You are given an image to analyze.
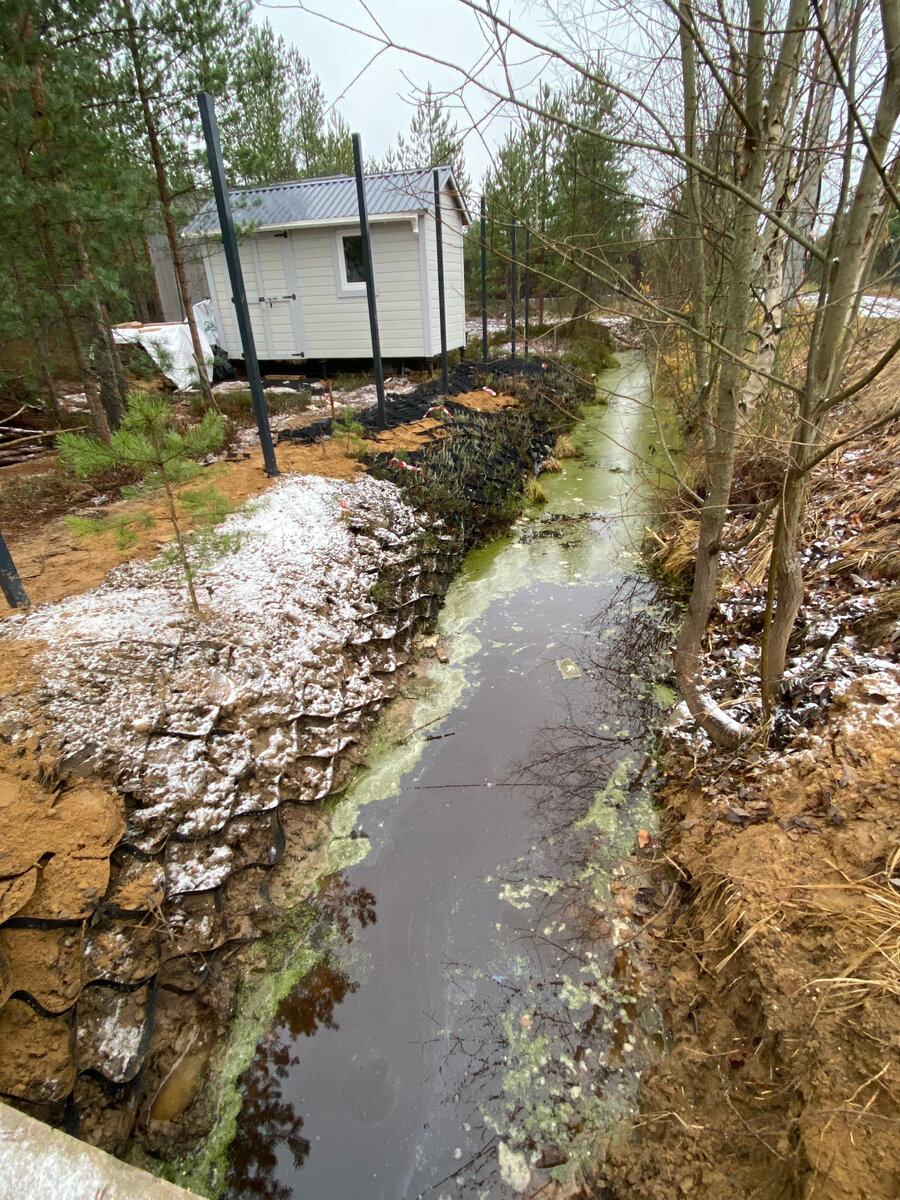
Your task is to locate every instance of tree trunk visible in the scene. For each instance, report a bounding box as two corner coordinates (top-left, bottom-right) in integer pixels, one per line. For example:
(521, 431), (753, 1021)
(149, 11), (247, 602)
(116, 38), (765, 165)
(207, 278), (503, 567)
(35, 219), (109, 442)
(764, 4), (900, 695)
(783, 0), (845, 304)
(677, 0), (712, 459)
(673, 0), (775, 748)
(69, 223), (126, 428)
(122, 0), (215, 407)
(40, 353), (63, 423)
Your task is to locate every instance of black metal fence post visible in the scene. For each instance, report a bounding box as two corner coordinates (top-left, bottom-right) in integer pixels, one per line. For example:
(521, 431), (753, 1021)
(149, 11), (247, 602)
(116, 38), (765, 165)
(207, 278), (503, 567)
(197, 92), (278, 476)
(510, 219), (517, 363)
(352, 134), (387, 430)
(433, 168), (449, 393)
(524, 227), (531, 359)
(0, 527), (28, 609)
(481, 196), (488, 366)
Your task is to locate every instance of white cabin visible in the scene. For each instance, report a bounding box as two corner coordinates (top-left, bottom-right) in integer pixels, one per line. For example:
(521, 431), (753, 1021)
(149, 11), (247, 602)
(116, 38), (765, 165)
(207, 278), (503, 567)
(182, 167), (469, 363)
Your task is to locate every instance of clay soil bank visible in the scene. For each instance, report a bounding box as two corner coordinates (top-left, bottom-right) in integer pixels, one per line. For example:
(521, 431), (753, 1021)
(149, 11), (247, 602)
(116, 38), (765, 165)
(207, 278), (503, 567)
(605, 357), (900, 1200)
(608, 678), (900, 1200)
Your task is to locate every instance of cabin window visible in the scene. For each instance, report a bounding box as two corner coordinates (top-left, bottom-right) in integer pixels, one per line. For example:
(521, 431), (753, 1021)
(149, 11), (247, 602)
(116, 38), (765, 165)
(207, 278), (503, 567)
(333, 230), (375, 297)
(341, 235), (365, 284)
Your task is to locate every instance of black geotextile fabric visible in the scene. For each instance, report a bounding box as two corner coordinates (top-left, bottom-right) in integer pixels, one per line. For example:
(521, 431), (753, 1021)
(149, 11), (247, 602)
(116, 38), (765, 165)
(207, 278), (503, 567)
(276, 356), (558, 445)
(416, 354), (555, 397)
(365, 406), (555, 544)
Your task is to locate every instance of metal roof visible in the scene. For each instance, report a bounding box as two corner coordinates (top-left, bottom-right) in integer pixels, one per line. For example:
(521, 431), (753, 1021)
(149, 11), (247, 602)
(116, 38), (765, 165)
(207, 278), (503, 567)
(183, 165), (469, 236)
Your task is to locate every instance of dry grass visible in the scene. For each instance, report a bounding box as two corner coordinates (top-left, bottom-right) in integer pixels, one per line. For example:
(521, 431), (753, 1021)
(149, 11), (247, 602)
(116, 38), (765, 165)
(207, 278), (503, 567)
(554, 434), (577, 459)
(730, 424), (792, 507)
(524, 476), (548, 504)
(644, 512), (699, 583)
(825, 416), (900, 580)
(856, 585), (900, 644)
(798, 850), (900, 1015)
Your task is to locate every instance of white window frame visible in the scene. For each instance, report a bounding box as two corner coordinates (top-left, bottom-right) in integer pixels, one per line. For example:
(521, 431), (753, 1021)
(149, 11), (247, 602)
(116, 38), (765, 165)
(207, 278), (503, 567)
(332, 229), (376, 298)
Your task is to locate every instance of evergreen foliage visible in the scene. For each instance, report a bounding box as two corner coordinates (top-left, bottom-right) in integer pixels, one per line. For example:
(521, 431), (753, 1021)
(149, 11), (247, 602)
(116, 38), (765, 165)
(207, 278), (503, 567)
(380, 84), (471, 198)
(58, 393), (226, 613)
(470, 72), (637, 318)
(223, 21), (353, 184)
(0, 3), (355, 423)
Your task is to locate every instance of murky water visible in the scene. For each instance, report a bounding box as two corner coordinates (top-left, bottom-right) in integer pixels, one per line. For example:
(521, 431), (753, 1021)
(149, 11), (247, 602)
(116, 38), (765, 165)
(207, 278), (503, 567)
(224, 353), (671, 1199)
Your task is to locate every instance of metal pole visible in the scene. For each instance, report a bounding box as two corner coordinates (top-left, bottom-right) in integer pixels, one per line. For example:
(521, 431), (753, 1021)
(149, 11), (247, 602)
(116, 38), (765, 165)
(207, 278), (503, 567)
(524, 227), (531, 360)
(197, 92), (278, 476)
(481, 196), (488, 366)
(525, 224), (532, 355)
(433, 168), (449, 392)
(0, 527), (28, 609)
(510, 219), (517, 363)
(352, 133), (387, 430)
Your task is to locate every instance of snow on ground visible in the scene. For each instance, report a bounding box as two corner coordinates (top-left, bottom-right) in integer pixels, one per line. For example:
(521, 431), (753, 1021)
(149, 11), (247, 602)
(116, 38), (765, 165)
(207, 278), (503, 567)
(798, 292), (900, 319)
(2, 473), (437, 879)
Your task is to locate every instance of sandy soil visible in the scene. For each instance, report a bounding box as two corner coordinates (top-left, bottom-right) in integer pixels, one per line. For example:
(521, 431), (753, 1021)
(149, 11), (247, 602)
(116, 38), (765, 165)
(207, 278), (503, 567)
(2, 396), (511, 611)
(607, 695), (900, 1199)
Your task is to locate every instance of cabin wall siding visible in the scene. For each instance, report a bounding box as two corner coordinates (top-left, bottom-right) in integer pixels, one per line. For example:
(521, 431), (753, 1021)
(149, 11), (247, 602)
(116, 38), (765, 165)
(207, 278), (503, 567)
(423, 197), (465, 354)
(290, 219), (427, 358)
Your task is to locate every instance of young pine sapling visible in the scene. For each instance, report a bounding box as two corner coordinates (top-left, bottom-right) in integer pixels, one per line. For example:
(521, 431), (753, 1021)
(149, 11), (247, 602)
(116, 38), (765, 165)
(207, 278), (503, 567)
(58, 392), (226, 614)
(332, 408), (366, 458)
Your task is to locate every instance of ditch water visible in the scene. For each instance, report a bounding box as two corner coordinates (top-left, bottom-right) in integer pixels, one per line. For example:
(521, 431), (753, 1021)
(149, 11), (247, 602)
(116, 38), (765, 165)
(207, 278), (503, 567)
(223, 352), (671, 1199)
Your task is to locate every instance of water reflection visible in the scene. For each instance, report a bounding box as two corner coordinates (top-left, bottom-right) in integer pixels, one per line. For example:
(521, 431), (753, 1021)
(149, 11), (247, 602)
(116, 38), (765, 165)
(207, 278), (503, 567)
(414, 578), (671, 1187)
(224, 1036), (310, 1198)
(225, 879), (376, 1198)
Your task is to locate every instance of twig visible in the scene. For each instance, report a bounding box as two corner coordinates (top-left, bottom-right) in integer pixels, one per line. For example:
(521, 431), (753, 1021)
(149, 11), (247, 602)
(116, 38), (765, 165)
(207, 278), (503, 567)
(1, 424), (89, 448)
(401, 709), (453, 741)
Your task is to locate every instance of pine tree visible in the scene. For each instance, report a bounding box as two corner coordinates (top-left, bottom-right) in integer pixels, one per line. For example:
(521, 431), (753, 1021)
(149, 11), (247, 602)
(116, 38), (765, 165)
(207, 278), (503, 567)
(551, 73), (637, 311)
(315, 112), (354, 176)
(113, 0), (253, 410)
(475, 76), (635, 320)
(385, 85), (471, 199)
(58, 394), (226, 614)
(219, 29), (352, 182)
(0, 1), (149, 436)
(225, 22), (296, 185)
(477, 89), (565, 316)
(285, 49), (326, 174)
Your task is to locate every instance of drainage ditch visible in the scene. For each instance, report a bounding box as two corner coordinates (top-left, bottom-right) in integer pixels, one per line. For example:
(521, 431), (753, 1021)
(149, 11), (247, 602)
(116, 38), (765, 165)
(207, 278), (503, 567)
(213, 352), (672, 1199)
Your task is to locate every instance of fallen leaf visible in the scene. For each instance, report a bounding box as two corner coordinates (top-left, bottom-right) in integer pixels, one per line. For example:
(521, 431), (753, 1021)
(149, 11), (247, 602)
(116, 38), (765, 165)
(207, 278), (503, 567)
(637, 829), (651, 849)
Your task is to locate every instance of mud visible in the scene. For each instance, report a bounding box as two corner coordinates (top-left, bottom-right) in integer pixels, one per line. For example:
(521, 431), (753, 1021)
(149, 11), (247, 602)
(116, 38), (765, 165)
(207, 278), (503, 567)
(608, 672), (900, 1200)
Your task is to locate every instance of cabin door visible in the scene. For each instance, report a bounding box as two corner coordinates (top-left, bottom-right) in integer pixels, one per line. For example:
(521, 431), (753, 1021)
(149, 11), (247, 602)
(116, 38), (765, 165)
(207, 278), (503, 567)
(237, 235), (305, 360)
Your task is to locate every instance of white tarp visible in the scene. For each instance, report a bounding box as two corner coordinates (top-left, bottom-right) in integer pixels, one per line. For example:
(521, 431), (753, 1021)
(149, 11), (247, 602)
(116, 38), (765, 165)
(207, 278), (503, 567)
(112, 301), (216, 391)
(193, 298), (222, 347)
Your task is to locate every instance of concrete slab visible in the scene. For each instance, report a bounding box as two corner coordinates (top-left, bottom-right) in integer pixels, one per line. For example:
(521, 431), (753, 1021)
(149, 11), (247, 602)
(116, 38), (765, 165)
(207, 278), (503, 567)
(0, 1101), (203, 1200)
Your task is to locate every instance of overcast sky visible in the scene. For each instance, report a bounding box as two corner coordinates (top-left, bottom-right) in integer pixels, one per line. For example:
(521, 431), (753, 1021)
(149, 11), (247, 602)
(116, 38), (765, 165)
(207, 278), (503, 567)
(256, 0), (558, 188)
